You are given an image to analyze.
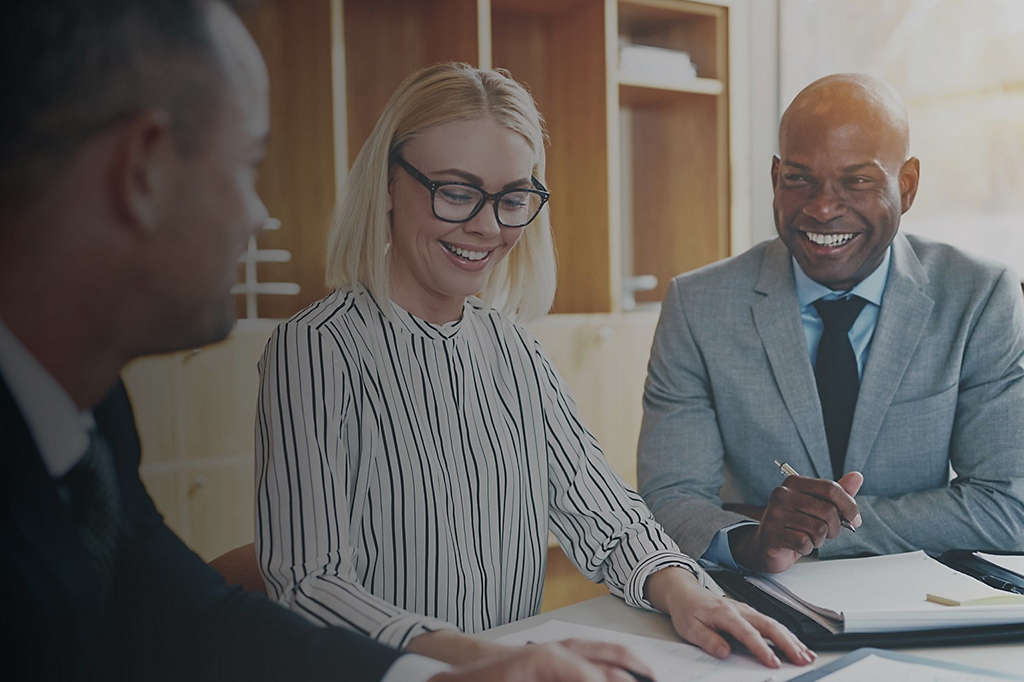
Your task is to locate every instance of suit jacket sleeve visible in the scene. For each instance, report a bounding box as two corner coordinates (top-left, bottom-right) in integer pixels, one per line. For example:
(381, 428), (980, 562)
(99, 381), (404, 682)
(637, 277), (751, 559)
(819, 267), (1024, 558)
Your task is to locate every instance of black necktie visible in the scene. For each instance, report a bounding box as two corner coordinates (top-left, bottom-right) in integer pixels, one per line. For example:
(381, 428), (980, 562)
(813, 296), (868, 478)
(60, 428), (122, 596)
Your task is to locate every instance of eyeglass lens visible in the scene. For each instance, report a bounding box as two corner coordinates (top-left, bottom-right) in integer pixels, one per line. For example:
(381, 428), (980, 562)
(434, 185), (544, 227)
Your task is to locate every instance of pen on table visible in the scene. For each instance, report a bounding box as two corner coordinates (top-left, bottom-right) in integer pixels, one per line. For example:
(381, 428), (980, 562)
(526, 641), (655, 682)
(773, 459), (857, 533)
(979, 575), (1024, 594)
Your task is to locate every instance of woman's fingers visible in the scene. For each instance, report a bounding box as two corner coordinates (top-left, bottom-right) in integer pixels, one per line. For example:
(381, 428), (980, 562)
(672, 596), (816, 668)
(738, 604), (817, 665)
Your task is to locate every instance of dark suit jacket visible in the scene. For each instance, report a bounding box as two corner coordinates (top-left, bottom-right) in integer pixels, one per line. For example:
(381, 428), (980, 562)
(1, 377), (402, 681)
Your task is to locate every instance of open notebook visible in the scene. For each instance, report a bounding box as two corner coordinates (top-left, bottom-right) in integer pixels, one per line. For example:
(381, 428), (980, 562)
(745, 551), (1024, 634)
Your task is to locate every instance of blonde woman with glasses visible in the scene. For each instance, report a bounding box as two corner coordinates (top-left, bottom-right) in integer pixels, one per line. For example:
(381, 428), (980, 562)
(254, 62), (813, 674)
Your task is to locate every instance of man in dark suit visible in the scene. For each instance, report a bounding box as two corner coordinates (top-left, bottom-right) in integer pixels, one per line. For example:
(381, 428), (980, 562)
(0, 2), (649, 680)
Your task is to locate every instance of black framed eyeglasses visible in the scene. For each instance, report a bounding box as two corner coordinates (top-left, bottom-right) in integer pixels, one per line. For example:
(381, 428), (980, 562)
(392, 155), (550, 228)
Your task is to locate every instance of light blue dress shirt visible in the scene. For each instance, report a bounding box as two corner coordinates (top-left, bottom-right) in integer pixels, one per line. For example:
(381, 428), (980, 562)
(701, 246), (892, 570)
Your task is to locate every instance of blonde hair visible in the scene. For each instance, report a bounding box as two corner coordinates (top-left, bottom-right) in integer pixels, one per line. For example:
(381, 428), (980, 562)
(325, 62), (555, 321)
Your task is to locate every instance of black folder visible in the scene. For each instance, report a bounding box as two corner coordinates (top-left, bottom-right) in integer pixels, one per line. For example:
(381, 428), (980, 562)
(708, 551), (1024, 650)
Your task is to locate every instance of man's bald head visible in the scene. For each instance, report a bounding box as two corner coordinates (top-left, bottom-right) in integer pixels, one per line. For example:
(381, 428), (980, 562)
(780, 73), (910, 170)
(771, 73), (919, 291)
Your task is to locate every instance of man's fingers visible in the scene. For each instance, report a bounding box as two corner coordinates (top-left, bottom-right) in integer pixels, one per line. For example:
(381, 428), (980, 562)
(557, 639), (653, 680)
(837, 472), (865, 526)
(762, 504), (832, 548)
(838, 470), (864, 496)
(781, 477), (860, 528)
(597, 665), (643, 682)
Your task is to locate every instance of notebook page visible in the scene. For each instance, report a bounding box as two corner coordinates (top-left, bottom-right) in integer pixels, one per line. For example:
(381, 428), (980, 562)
(974, 552), (1024, 578)
(763, 551), (1007, 614)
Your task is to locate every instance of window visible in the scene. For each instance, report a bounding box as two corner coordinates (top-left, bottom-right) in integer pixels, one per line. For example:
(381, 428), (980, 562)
(779, 0), (1024, 275)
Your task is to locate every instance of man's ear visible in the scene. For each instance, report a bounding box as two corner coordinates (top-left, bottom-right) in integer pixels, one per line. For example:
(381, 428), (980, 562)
(899, 156), (920, 214)
(770, 155), (781, 190)
(111, 109), (176, 234)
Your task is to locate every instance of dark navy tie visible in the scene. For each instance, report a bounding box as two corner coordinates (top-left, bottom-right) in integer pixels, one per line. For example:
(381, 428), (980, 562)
(60, 428), (122, 596)
(813, 296), (868, 478)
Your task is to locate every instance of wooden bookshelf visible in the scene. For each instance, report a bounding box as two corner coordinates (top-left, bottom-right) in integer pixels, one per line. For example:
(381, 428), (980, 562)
(242, 0), (731, 317)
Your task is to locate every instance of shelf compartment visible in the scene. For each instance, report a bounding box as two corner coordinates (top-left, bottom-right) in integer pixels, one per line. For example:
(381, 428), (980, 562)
(621, 90), (729, 305)
(618, 0), (725, 80)
(492, 0), (615, 313)
(619, 77), (723, 106)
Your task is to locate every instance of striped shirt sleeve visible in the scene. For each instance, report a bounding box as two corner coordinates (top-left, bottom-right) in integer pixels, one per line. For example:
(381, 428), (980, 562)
(254, 320), (457, 649)
(529, 335), (711, 610)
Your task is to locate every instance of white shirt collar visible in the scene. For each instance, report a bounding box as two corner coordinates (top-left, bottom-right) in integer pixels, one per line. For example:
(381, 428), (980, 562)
(0, 317), (93, 478)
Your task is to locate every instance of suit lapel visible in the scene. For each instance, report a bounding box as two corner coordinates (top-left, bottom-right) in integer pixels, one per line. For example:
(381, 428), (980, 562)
(1, 377), (105, 615)
(752, 240), (833, 478)
(845, 234), (934, 473)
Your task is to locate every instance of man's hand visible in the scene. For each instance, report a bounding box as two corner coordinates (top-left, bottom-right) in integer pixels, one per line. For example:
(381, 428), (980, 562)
(430, 639), (654, 682)
(730, 472), (864, 573)
(645, 567), (815, 668)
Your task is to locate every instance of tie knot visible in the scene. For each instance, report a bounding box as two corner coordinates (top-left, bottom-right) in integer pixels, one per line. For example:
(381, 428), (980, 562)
(814, 296), (867, 334)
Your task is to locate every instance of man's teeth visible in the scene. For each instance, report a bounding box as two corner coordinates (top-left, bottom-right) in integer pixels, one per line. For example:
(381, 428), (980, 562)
(805, 232), (856, 247)
(442, 242), (489, 261)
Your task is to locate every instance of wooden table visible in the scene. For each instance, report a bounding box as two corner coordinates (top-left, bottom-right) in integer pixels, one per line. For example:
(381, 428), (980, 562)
(482, 595), (1024, 679)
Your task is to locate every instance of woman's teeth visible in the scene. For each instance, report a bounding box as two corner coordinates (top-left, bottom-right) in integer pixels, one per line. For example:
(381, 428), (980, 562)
(442, 242), (489, 261)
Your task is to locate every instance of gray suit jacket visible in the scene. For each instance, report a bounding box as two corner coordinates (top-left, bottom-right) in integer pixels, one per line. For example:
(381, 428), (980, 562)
(638, 233), (1024, 560)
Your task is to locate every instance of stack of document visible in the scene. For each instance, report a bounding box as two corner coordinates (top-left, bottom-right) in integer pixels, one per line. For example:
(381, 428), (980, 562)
(745, 551), (1024, 633)
(618, 42), (697, 85)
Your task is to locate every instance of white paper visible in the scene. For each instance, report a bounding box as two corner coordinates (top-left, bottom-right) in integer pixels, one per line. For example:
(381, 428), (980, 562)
(753, 552), (1024, 633)
(497, 619), (794, 682)
(810, 654), (1003, 681)
(974, 553), (1024, 577)
(765, 552), (991, 613)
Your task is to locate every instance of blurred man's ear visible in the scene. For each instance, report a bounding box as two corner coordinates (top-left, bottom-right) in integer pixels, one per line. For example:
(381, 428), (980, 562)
(770, 155), (781, 191)
(113, 109), (176, 234)
(899, 157), (920, 214)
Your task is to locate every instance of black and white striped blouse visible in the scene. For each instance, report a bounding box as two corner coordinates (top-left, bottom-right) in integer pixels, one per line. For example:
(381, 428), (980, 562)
(255, 286), (703, 649)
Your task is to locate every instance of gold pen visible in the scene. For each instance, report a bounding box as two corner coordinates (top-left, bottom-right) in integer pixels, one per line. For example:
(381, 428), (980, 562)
(774, 459), (857, 533)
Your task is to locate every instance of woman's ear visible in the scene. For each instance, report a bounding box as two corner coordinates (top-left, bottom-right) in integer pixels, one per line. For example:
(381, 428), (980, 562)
(385, 164), (395, 213)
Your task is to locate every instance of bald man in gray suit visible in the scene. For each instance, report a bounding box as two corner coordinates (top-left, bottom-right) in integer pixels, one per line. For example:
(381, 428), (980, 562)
(638, 74), (1024, 574)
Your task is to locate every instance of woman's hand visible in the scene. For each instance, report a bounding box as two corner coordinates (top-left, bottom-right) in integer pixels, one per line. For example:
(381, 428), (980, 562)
(644, 566), (816, 668)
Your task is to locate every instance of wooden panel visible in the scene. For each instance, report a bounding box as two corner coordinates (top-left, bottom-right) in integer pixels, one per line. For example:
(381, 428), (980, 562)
(715, 4), (730, 262)
(629, 92), (725, 304)
(526, 311), (659, 488)
(542, 545), (608, 612)
(241, 0), (336, 320)
(492, 0), (589, 14)
(619, 80), (721, 104)
(344, 0), (480, 165)
(131, 324), (277, 557)
(493, 1), (613, 313)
